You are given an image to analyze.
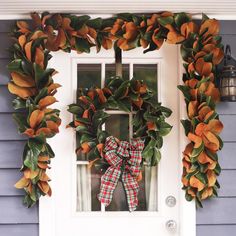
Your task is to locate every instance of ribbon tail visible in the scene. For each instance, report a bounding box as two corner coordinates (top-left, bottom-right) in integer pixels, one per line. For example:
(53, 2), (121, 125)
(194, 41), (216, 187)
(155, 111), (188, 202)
(122, 171), (139, 211)
(98, 167), (121, 207)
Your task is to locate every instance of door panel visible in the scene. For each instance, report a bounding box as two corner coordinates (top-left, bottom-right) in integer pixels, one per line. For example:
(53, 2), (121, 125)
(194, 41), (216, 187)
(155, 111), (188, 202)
(41, 44), (182, 236)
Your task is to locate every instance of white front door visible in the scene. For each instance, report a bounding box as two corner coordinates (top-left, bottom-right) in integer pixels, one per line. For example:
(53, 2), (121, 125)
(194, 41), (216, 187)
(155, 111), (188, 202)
(39, 43), (195, 236)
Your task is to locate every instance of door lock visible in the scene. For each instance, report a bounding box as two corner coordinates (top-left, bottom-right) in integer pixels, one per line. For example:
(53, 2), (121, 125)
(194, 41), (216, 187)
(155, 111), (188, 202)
(166, 220), (177, 232)
(165, 195), (176, 207)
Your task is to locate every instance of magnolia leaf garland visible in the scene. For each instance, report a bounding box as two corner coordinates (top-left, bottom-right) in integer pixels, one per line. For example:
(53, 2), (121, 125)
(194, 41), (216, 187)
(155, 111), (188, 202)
(7, 11), (224, 207)
(67, 77), (172, 168)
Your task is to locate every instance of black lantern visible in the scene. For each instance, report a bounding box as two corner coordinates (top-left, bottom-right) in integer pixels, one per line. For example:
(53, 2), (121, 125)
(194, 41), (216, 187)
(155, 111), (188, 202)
(219, 45), (236, 101)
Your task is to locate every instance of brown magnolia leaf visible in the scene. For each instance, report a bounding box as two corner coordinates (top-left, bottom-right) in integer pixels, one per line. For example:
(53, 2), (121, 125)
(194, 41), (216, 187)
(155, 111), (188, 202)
(123, 22), (138, 41)
(198, 105), (212, 121)
(88, 158), (100, 169)
(81, 142), (91, 153)
(187, 189), (196, 197)
(96, 89), (107, 103)
(38, 96), (57, 109)
(133, 97), (143, 109)
(82, 109), (90, 119)
(207, 170), (216, 187)
(195, 58), (212, 76)
(167, 31), (185, 44)
(117, 38), (132, 51)
(183, 143), (194, 162)
(185, 78), (198, 89)
(102, 37), (113, 50)
(182, 176), (189, 187)
(62, 17), (73, 31)
(24, 169), (39, 179)
(46, 121), (59, 133)
(31, 12), (42, 27)
(38, 181), (50, 194)
(79, 96), (89, 104)
(212, 47), (224, 65)
(8, 82), (36, 99)
(207, 119), (223, 134)
(11, 72), (35, 88)
(39, 171), (51, 182)
(198, 151), (214, 165)
(16, 21), (30, 33)
(189, 176), (205, 191)
(24, 128), (35, 137)
(194, 51), (207, 60)
(29, 109), (45, 129)
(15, 177), (30, 189)
(18, 35), (26, 48)
(140, 38), (149, 48)
(195, 123), (207, 136)
(180, 21), (198, 38)
(38, 162), (49, 169)
(47, 83), (61, 94)
(152, 28), (164, 49)
(201, 187), (213, 200)
(38, 155), (50, 162)
(199, 19), (220, 37)
(203, 131), (220, 152)
(25, 40), (33, 61)
(204, 82), (220, 102)
(188, 132), (203, 149)
(36, 127), (52, 136)
(31, 30), (48, 40)
(74, 120), (85, 127)
(147, 121), (156, 131)
(96, 143), (104, 155)
(35, 47), (45, 69)
(188, 101), (198, 119)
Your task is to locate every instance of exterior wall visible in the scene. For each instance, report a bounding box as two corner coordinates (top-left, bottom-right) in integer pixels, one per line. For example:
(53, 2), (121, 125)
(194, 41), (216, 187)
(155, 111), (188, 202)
(0, 19), (235, 236)
(196, 21), (236, 236)
(0, 20), (39, 236)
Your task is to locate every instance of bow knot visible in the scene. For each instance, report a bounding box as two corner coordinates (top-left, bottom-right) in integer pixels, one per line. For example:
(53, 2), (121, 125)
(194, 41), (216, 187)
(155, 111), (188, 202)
(98, 136), (144, 211)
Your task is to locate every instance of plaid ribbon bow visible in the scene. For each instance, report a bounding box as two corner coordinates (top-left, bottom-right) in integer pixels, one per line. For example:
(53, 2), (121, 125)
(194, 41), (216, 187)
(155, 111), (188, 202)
(98, 136), (144, 211)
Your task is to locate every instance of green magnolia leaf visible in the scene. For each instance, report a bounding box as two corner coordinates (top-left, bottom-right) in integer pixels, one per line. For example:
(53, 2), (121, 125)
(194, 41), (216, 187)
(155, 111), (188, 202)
(177, 85), (191, 102)
(87, 18), (103, 29)
(158, 16), (174, 26)
(45, 143), (55, 158)
(116, 98), (131, 112)
(76, 15), (91, 29)
(174, 12), (190, 29)
(12, 113), (28, 133)
(7, 59), (22, 72)
(132, 110), (143, 127)
(159, 122), (172, 136)
(113, 80), (130, 99)
(185, 191), (194, 201)
(190, 142), (204, 161)
(153, 147), (161, 164)
(12, 97), (27, 110)
(79, 134), (93, 144)
(160, 106), (172, 118)
(34, 88), (48, 104)
(68, 104), (84, 115)
(23, 194), (36, 208)
(181, 45), (194, 62)
(181, 119), (191, 136)
(97, 130), (109, 143)
(75, 38), (91, 53)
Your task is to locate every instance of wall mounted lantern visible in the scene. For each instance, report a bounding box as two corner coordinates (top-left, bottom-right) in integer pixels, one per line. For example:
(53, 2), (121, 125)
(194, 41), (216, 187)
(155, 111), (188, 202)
(219, 45), (236, 101)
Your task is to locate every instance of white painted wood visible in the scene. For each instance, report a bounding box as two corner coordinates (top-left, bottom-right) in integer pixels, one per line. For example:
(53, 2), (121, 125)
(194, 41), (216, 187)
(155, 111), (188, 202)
(39, 39), (188, 235)
(0, 0), (236, 19)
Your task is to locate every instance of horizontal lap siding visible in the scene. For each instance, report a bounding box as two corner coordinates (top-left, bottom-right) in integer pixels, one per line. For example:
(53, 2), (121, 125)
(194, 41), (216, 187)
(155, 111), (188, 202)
(197, 20), (236, 236)
(0, 20), (39, 236)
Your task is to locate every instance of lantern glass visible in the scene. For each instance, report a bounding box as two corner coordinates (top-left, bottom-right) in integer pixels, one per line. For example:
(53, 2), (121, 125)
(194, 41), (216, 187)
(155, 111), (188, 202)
(220, 65), (236, 101)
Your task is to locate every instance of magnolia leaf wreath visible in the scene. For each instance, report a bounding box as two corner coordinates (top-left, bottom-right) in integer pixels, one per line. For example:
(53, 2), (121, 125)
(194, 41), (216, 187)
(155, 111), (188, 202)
(7, 11), (224, 208)
(67, 77), (172, 210)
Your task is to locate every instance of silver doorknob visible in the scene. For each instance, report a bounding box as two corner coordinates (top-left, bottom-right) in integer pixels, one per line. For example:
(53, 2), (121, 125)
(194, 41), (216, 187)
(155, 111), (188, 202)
(166, 220), (177, 232)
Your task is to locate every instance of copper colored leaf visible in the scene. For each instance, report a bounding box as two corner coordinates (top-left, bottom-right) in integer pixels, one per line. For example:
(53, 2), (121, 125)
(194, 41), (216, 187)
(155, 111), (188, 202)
(8, 82), (36, 99)
(46, 120), (59, 133)
(15, 177), (30, 189)
(11, 72), (35, 88)
(207, 119), (223, 134)
(207, 170), (216, 187)
(38, 181), (50, 194)
(18, 35), (26, 48)
(189, 176), (205, 191)
(25, 41), (33, 61)
(29, 109), (45, 129)
(35, 47), (45, 69)
(38, 96), (57, 109)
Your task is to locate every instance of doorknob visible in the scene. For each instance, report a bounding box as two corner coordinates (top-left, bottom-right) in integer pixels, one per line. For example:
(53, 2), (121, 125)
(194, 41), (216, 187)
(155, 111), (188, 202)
(166, 220), (177, 232)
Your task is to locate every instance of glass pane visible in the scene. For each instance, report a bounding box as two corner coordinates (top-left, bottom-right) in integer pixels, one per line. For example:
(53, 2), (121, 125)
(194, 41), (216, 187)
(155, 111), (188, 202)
(133, 64), (157, 94)
(77, 165), (102, 211)
(77, 64), (101, 89)
(105, 114), (129, 141)
(105, 64), (129, 80)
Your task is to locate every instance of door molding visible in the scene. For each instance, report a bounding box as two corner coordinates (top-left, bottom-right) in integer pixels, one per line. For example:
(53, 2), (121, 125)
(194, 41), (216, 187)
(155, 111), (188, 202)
(0, 0), (236, 20)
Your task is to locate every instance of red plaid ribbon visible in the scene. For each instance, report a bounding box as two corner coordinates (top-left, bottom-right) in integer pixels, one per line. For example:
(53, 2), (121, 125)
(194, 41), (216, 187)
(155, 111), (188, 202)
(98, 136), (144, 211)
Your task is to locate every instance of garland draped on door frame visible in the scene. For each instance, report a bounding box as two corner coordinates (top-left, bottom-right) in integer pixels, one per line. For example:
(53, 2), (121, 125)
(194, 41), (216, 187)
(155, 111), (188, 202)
(7, 11), (224, 208)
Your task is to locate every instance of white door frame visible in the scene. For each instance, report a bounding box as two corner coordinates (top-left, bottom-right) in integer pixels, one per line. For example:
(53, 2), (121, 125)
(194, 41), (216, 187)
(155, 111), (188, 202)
(36, 40), (194, 236)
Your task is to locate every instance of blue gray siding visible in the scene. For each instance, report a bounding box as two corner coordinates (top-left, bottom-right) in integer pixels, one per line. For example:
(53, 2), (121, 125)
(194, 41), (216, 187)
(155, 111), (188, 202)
(0, 21), (38, 236)
(0, 19), (235, 236)
(197, 21), (236, 236)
